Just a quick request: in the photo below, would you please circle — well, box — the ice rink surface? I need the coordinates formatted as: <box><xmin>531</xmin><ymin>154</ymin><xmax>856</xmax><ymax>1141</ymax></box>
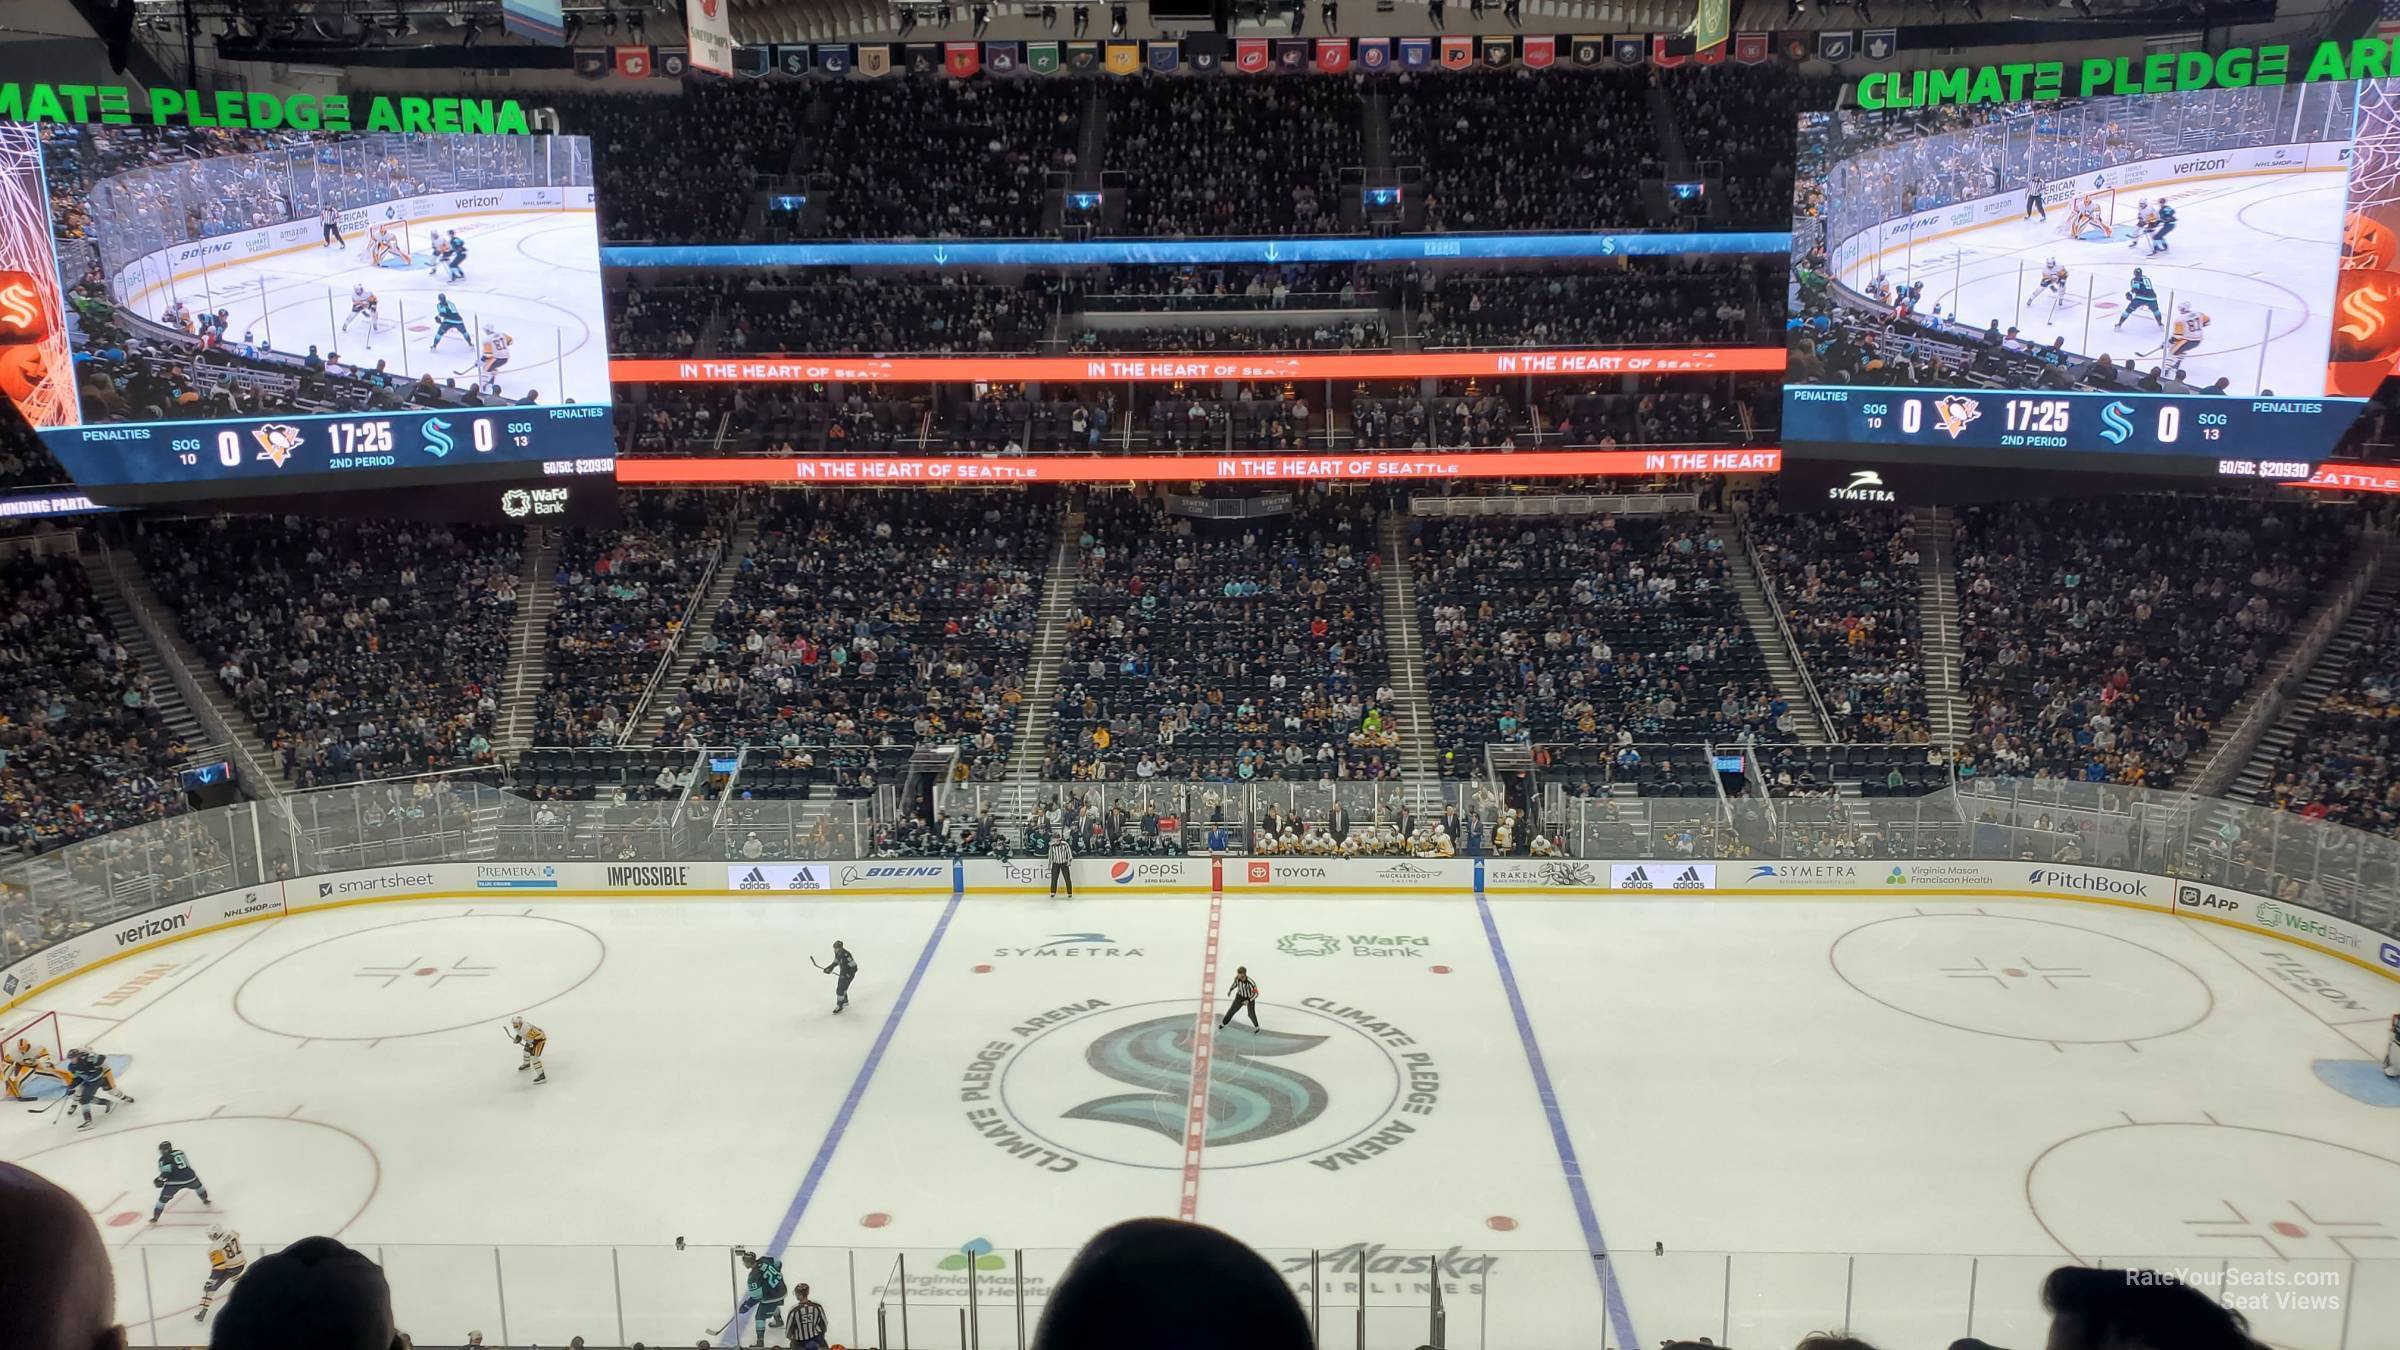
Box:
<box><xmin>7</xmin><ymin>891</ymin><xmax>2397</xmax><ymax>1349</ymax></box>
<box><xmin>1864</xmin><ymin>170</ymin><xmax>2346</xmax><ymax>397</ymax></box>
<box><xmin>141</xmin><ymin>210</ymin><xmax>612</xmax><ymax>406</ymax></box>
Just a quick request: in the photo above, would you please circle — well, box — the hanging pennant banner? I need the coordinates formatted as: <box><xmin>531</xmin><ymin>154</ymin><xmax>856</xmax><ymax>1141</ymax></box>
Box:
<box><xmin>1440</xmin><ymin>36</ymin><xmax>1473</xmax><ymax>68</ymax></box>
<box><xmin>1026</xmin><ymin>41</ymin><xmax>1059</xmax><ymax>73</ymax></box>
<box><xmin>1147</xmin><ymin>41</ymin><xmax>1180</xmax><ymax>72</ymax></box>
<box><xmin>858</xmin><ymin>44</ymin><xmax>892</xmax><ymax>75</ymax></box>
<box><xmin>1316</xmin><ymin>38</ymin><xmax>1351</xmax><ymax>72</ymax></box>
<box><xmin>1234</xmin><ymin>38</ymin><xmax>1269</xmax><ymax>71</ymax></box>
<box><xmin>1732</xmin><ymin>32</ymin><xmax>1768</xmax><ymax>64</ymax></box>
<box><xmin>1397</xmin><ymin>37</ymin><xmax>1433</xmax><ymax>69</ymax></box>
<box><xmin>945</xmin><ymin>41</ymin><xmax>981</xmax><ymax>76</ymax></box>
<box><xmin>1105</xmin><ymin>42</ymin><xmax>1140</xmax><ymax>72</ymax></box>
<box><xmin>1273</xmin><ymin>38</ymin><xmax>1308</xmax><ymax>70</ymax></box>
<box><xmin>1356</xmin><ymin>37</ymin><xmax>1390</xmax><ymax>70</ymax></box>
<box><xmin>903</xmin><ymin>43</ymin><xmax>940</xmax><ymax>74</ymax></box>
<box><xmin>1611</xmin><ymin>35</ymin><xmax>1646</xmax><ymax>66</ymax></box>
<box><xmin>1650</xmin><ymin>35</ymin><xmax>1685</xmax><ymax>68</ymax></box>
<box><xmin>817</xmin><ymin>44</ymin><xmax>851</xmax><ymax>73</ymax></box>
<box><xmin>1066</xmin><ymin>41</ymin><xmax>1100</xmax><ymax>71</ymax></box>
<box><xmin>1481</xmin><ymin>36</ymin><xmax>1513</xmax><ymax>67</ymax></box>
<box><xmin>1522</xmin><ymin>34</ymin><xmax>1555</xmax><ymax>67</ymax></box>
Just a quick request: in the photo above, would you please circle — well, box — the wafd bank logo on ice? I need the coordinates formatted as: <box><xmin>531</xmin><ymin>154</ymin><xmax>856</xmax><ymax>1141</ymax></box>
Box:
<box><xmin>962</xmin><ymin>997</ymin><xmax>1442</xmax><ymax>1175</ymax></box>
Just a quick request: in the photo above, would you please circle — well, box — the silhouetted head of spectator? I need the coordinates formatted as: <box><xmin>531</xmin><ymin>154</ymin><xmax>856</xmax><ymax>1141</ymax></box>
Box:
<box><xmin>0</xmin><ymin>1161</ymin><xmax>125</xmax><ymax>1350</ymax></box>
<box><xmin>2043</xmin><ymin>1265</ymin><xmax>2261</xmax><ymax>1350</ymax></box>
<box><xmin>1032</xmin><ymin>1218</ymin><xmax>1309</xmax><ymax>1350</ymax></box>
<box><xmin>209</xmin><ymin>1236</ymin><xmax>405</xmax><ymax>1350</ymax></box>
<box><xmin>1794</xmin><ymin>1337</ymin><xmax>1882</xmax><ymax>1350</ymax></box>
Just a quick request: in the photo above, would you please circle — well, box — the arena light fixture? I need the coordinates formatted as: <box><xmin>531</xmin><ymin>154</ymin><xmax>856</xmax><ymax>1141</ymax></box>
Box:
<box><xmin>1109</xmin><ymin>3</ymin><xmax>1127</xmax><ymax>35</ymax></box>
<box><xmin>1501</xmin><ymin>0</ymin><xmax>1517</xmax><ymax>25</ymax></box>
<box><xmin>973</xmin><ymin>2</ymin><xmax>990</xmax><ymax>34</ymax></box>
<box><xmin>1289</xmin><ymin>2</ymin><xmax>1304</xmax><ymax>32</ymax></box>
<box><xmin>459</xmin><ymin>16</ymin><xmax>479</xmax><ymax>44</ymax></box>
<box><xmin>1072</xmin><ymin>4</ymin><xmax>1089</xmax><ymax>36</ymax></box>
<box><xmin>1321</xmin><ymin>0</ymin><xmax>1336</xmax><ymax>29</ymax></box>
<box><xmin>896</xmin><ymin>5</ymin><xmax>916</xmax><ymax>32</ymax></box>
<box><xmin>1427</xmin><ymin>0</ymin><xmax>1444</xmax><ymax>26</ymax></box>
<box><xmin>1040</xmin><ymin>2</ymin><xmax>1057</xmax><ymax>24</ymax></box>
<box><xmin>1467</xmin><ymin>0</ymin><xmax>1483</xmax><ymax>18</ymax></box>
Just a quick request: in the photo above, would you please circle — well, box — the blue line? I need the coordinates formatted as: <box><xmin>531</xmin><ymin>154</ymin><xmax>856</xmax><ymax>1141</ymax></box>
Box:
<box><xmin>720</xmin><ymin>887</ymin><xmax>965</xmax><ymax>1345</ymax></box>
<box><xmin>1473</xmin><ymin>893</ymin><xmax>1640</xmax><ymax>1350</ymax></box>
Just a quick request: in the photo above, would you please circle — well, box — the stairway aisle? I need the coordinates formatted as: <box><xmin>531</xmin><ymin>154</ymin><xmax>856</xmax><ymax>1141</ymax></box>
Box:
<box><xmin>632</xmin><ymin>514</ymin><xmax>761</xmax><ymax>744</ymax></box>
<box><xmin>1377</xmin><ymin>512</ymin><xmax>1442</xmax><ymax>810</ymax></box>
<box><xmin>2225</xmin><ymin>550</ymin><xmax>2400</xmax><ymax>803</ymax></box>
<box><xmin>85</xmin><ymin>538</ymin><xmax>288</xmax><ymax>794</ymax></box>
<box><xmin>1912</xmin><ymin>506</ymin><xmax>1970</xmax><ymax>747</ymax></box>
<box><xmin>1708</xmin><ymin>511</ymin><xmax>1831</xmax><ymax>743</ymax></box>
<box><xmin>997</xmin><ymin>503</ymin><xmax>1087</xmax><ymax>828</ymax></box>
<box><xmin>496</xmin><ymin>527</ymin><xmax>561</xmax><ymax>756</ymax></box>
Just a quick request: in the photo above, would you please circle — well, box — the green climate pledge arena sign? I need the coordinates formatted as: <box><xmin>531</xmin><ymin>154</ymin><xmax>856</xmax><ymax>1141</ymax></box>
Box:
<box><xmin>1853</xmin><ymin>39</ymin><xmax>2400</xmax><ymax>109</ymax></box>
<box><xmin>0</xmin><ymin>84</ymin><xmax>531</xmax><ymax>133</ymax></box>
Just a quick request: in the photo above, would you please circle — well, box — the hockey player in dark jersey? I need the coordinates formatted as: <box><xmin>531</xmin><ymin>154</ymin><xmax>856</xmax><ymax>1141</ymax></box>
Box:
<box><xmin>152</xmin><ymin>1140</ymin><xmax>210</xmax><ymax>1221</ymax></box>
<box><xmin>2115</xmin><ymin>269</ymin><xmax>2162</xmax><ymax>329</ymax></box>
<box><xmin>736</xmin><ymin>1248</ymin><xmax>789</xmax><ymax>1347</ymax></box>
<box><xmin>67</xmin><ymin>1048</ymin><xmax>133</xmax><ymax>1130</ymax></box>
<box><xmin>822</xmin><ymin>941</ymin><xmax>858</xmax><ymax>1013</ymax></box>
<box><xmin>430</xmin><ymin>294</ymin><xmax>469</xmax><ymax>350</ymax></box>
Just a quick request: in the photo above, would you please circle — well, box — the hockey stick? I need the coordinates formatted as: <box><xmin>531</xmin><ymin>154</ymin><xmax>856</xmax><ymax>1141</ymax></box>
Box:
<box><xmin>809</xmin><ymin>957</ymin><xmax>828</xmax><ymax>972</ymax></box>
<box><xmin>702</xmin><ymin>1309</ymin><xmax>741</xmax><ymax>1338</ymax></box>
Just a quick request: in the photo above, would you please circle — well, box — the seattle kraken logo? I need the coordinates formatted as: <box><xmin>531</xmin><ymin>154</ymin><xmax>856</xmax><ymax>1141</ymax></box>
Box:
<box><xmin>1065</xmin><ymin>1015</ymin><xmax>1328</xmax><ymax>1146</ymax></box>
<box><xmin>421</xmin><ymin>417</ymin><xmax>456</xmax><ymax>458</ymax></box>
<box><xmin>2099</xmin><ymin>401</ymin><xmax>2135</xmax><ymax>446</ymax></box>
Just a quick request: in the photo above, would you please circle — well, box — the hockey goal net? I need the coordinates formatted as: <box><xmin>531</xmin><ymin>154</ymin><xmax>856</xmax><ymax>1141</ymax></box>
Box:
<box><xmin>356</xmin><ymin>220</ymin><xmax>413</xmax><ymax>264</ymax></box>
<box><xmin>3</xmin><ymin>1009</ymin><xmax>63</xmax><ymax>1066</ymax></box>
<box><xmin>2061</xmin><ymin>188</ymin><xmax>2117</xmax><ymax>240</ymax></box>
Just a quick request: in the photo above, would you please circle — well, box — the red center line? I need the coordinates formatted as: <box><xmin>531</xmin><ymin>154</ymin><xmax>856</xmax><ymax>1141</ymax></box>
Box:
<box><xmin>1178</xmin><ymin>878</ymin><xmax>1226</xmax><ymax>1222</ymax></box>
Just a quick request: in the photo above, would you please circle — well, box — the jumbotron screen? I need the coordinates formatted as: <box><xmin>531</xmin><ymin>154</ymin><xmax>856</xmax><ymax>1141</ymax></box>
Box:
<box><xmin>0</xmin><ymin>125</ymin><xmax>616</xmax><ymax>504</ymax></box>
<box><xmin>1782</xmin><ymin>80</ymin><xmax>2400</xmax><ymax>486</ymax></box>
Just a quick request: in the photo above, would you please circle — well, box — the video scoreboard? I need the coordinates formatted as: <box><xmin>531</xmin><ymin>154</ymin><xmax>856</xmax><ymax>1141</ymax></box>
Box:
<box><xmin>0</xmin><ymin>124</ymin><xmax>616</xmax><ymax>505</ymax></box>
<box><xmin>1782</xmin><ymin>78</ymin><xmax>2398</xmax><ymax>491</ymax></box>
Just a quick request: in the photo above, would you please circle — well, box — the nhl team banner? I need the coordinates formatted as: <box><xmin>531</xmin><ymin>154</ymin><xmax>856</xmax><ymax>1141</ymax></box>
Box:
<box><xmin>1571</xmin><ymin>34</ymin><xmax>1605</xmax><ymax>65</ymax></box>
<box><xmin>858</xmin><ymin>44</ymin><xmax>893</xmax><ymax>75</ymax></box>
<box><xmin>656</xmin><ymin>47</ymin><xmax>690</xmax><ymax>77</ymax></box>
<box><xmin>985</xmin><ymin>40</ymin><xmax>1020</xmax><ymax>73</ymax></box>
<box><xmin>1105</xmin><ymin>42</ymin><xmax>1140</xmax><ymax>73</ymax></box>
<box><xmin>1522</xmin><ymin>34</ymin><xmax>1556</xmax><ymax>68</ymax></box>
<box><xmin>773</xmin><ymin>44</ymin><xmax>812</xmax><ymax>75</ymax></box>
<box><xmin>818</xmin><ymin>44</ymin><xmax>851</xmax><ymax>73</ymax></box>
<box><xmin>613</xmin><ymin>45</ymin><xmax>654</xmax><ymax>77</ymax></box>
<box><xmin>1397</xmin><ymin>37</ymin><xmax>1433</xmax><ymax>69</ymax></box>
<box><xmin>1481</xmin><ymin>35</ymin><xmax>1513</xmax><ymax>67</ymax></box>
<box><xmin>1316</xmin><ymin>39</ymin><xmax>1351</xmax><ymax>72</ymax></box>
<box><xmin>1027</xmin><ymin>41</ymin><xmax>1059</xmax><ymax>73</ymax></box>
<box><xmin>573</xmin><ymin>47</ymin><xmax>610</xmax><ymax>77</ymax></box>
<box><xmin>1688</xmin><ymin>0</ymin><xmax>1730</xmax><ymax>54</ymax></box>
<box><xmin>1356</xmin><ymin>37</ymin><xmax>1390</xmax><ymax>70</ymax></box>
<box><xmin>1861</xmin><ymin>28</ymin><xmax>1897</xmax><ymax>60</ymax></box>
<box><xmin>685</xmin><ymin>0</ymin><xmax>733</xmax><ymax>73</ymax></box>
<box><xmin>1066</xmin><ymin>41</ymin><xmax>1100</xmax><ymax>71</ymax></box>
<box><xmin>1274</xmin><ymin>39</ymin><xmax>1308</xmax><ymax>71</ymax></box>
<box><xmin>1189</xmin><ymin>46</ymin><xmax>1220</xmax><ymax>71</ymax></box>
<box><xmin>1235</xmin><ymin>38</ymin><xmax>1270</xmax><ymax>72</ymax></box>
<box><xmin>946</xmin><ymin>41</ymin><xmax>982</xmax><ymax>77</ymax></box>
<box><xmin>1651</xmin><ymin>35</ymin><xmax>1685</xmax><ymax>68</ymax></box>
<box><xmin>733</xmin><ymin>45</ymin><xmax>770</xmax><ymax>76</ymax></box>
<box><xmin>1733</xmin><ymin>32</ymin><xmax>1769</xmax><ymax>64</ymax></box>
<box><xmin>1819</xmin><ymin>30</ymin><xmax>1854</xmax><ymax>63</ymax></box>
<box><xmin>903</xmin><ymin>43</ymin><xmax>941</xmax><ymax>74</ymax></box>
<box><xmin>1147</xmin><ymin>41</ymin><xmax>1180</xmax><ymax>72</ymax></box>
<box><xmin>1441</xmin><ymin>36</ymin><xmax>1473</xmax><ymax>68</ymax></box>
<box><xmin>1612</xmin><ymin>35</ymin><xmax>1646</xmax><ymax>66</ymax></box>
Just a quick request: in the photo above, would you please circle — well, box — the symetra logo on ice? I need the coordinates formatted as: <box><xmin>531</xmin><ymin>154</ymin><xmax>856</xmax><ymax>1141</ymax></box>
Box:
<box><xmin>2026</xmin><ymin>869</ymin><xmax>2149</xmax><ymax>897</ymax></box>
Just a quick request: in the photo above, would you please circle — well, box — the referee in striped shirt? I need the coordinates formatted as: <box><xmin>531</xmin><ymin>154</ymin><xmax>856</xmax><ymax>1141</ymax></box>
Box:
<box><xmin>786</xmin><ymin>1283</ymin><xmax>827</xmax><ymax>1350</ymax></box>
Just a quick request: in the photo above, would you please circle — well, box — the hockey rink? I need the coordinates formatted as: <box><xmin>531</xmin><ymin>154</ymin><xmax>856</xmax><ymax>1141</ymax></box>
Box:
<box><xmin>132</xmin><ymin>211</ymin><xmax>613</xmax><ymax>406</ymax></box>
<box><xmin>1869</xmin><ymin>170</ymin><xmax>2346</xmax><ymax>397</ymax></box>
<box><xmin>6</xmin><ymin>891</ymin><xmax>2397</xmax><ymax>1350</ymax></box>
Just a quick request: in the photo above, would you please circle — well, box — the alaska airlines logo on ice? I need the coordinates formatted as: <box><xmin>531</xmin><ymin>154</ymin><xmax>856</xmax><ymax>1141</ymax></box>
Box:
<box><xmin>1827</xmin><ymin>469</ymin><xmax>1896</xmax><ymax>502</ymax></box>
<box><xmin>2099</xmin><ymin>401</ymin><xmax>2136</xmax><ymax>445</ymax></box>
<box><xmin>1932</xmin><ymin>395</ymin><xmax>1982</xmax><ymax>439</ymax></box>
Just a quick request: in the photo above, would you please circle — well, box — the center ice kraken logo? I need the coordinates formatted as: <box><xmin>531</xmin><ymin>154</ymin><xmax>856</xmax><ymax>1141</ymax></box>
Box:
<box><xmin>968</xmin><ymin>997</ymin><xmax>1441</xmax><ymax>1173</ymax></box>
<box><xmin>1066</xmin><ymin>1014</ymin><xmax>1330</xmax><ymax>1147</ymax></box>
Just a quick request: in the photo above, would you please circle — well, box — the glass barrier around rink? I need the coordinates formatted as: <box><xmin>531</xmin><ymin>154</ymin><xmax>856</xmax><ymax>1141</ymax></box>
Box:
<box><xmin>100</xmin><ymin>1241</ymin><xmax>2400</xmax><ymax>1349</ymax></box>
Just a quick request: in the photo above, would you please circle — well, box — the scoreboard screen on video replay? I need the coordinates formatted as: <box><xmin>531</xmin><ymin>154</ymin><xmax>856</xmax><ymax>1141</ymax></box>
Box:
<box><xmin>1783</xmin><ymin>78</ymin><xmax>2400</xmax><ymax>482</ymax></box>
<box><xmin>0</xmin><ymin>123</ymin><xmax>616</xmax><ymax>505</ymax></box>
